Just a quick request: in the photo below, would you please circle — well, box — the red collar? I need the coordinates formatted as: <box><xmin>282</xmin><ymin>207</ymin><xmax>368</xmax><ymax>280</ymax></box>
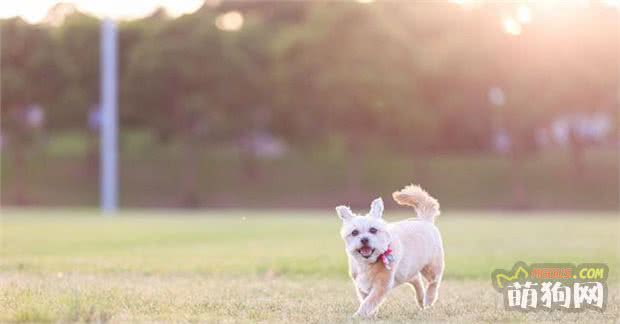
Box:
<box><xmin>379</xmin><ymin>244</ymin><xmax>394</xmax><ymax>270</ymax></box>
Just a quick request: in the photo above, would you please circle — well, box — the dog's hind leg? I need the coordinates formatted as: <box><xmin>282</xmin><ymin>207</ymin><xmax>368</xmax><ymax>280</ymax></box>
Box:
<box><xmin>421</xmin><ymin>261</ymin><xmax>443</xmax><ymax>307</ymax></box>
<box><xmin>424</xmin><ymin>278</ymin><xmax>441</xmax><ymax>307</ymax></box>
<box><xmin>408</xmin><ymin>274</ymin><xmax>425</xmax><ymax>308</ymax></box>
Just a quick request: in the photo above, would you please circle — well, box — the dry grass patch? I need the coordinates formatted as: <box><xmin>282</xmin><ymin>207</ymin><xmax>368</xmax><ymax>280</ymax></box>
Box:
<box><xmin>1</xmin><ymin>272</ymin><xmax>618</xmax><ymax>323</ymax></box>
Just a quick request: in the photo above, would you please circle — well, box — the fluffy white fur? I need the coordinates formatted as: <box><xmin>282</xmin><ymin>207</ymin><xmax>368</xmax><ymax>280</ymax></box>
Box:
<box><xmin>335</xmin><ymin>184</ymin><xmax>444</xmax><ymax>318</ymax></box>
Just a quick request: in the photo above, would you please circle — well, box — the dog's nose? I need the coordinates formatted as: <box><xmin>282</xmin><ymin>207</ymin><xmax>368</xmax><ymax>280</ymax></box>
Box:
<box><xmin>361</xmin><ymin>237</ymin><xmax>369</xmax><ymax>245</ymax></box>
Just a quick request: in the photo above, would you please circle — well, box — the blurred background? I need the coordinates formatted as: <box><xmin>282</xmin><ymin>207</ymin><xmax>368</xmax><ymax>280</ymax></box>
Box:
<box><xmin>2</xmin><ymin>0</ymin><xmax>619</xmax><ymax>211</ymax></box>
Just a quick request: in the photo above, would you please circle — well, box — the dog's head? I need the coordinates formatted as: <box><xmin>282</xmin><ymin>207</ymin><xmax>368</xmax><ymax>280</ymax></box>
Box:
<box><xmin>336</xmin><ymin>198</ymin><xmax>390</xmax><ymax>264</ymax></box>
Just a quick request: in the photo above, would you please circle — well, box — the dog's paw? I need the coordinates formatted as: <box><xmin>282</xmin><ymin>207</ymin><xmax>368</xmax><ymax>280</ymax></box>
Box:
<box><xmin>423</xmin><ymin>298</ymin><xmax>436</xmax><ymax>309</ymax></box>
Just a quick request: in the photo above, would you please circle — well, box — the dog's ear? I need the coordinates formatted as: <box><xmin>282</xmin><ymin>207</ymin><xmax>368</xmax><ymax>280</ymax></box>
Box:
<box><xmin>368</xmin><ymin>197</ymin><xmax>384</xmax><ymax>219</ymax></box>
<box><xmin>335</xmin><ymin>206</ymin><xmax>354</xmax><ymax>221</ymax></box>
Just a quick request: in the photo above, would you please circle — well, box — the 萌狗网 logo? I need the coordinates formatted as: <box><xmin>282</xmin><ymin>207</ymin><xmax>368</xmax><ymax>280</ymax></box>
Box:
<box><xmin>492</xmin><ymin>262</ymin><xmax>608</xmax><ymax>312</ymax></box>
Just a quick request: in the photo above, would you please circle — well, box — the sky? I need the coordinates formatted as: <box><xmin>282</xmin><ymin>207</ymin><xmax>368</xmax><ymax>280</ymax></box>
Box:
<box><xmin>2</xmin><ymin>0</ymin><xmax>618</xmax><ymax>24</ymax></box>
<box><xmin>0</xmin><ymin>0</ymin><xmax>206</xmax><ymax>23</ymax></box>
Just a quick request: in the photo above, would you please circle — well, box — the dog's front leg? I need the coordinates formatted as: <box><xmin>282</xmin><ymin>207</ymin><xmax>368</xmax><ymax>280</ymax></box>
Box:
<box><xmin>355</xmin><ymin>287</ymin><xmax>368</xmax><ymax>303</ymax></box>
<box><xmin>354</xmin><ymin>274</ymin><xmax>392</xmax><ymax>318</ymax></box>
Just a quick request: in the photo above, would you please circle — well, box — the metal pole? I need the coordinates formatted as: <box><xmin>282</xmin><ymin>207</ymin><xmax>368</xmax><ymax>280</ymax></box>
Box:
<box><xmin>100</xmin><ymin>19</ymin><xmax>118</xmax><ymax>214</ymax></box>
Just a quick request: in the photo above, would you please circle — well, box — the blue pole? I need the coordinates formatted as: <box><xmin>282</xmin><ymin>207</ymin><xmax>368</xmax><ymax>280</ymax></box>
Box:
<box><xmin>100</xmin><ymin>19</ymin><xmax>118</xmax><ymax>214</ymax></box>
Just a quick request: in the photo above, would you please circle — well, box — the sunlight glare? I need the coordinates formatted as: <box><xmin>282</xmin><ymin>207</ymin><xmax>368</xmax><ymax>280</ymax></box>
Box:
<box><xmin>502</xmin><ymin>17</ymin><xmax>522</xmax><ymax>36</ymax></box>
<box><xmin>602</xmin><ymin>0</ymin><xmax>620</xmax><ymax>7</ymax></box>
<box><xmin>448</xmin><ymin>0</ymin><xmax>480</xmax><ymax>10</ymax></box>
<box><xmin>516</xmin><ymin>6</ymin><xmax>532</xmax><ymax>24</ymax></box>
<box><xmin>215</xmin><ymin>11</ymin><xmax>244</xmax><ymax>32</ymax></box>
<box><xmin>0</xmin><ymin>1</ymin><xmax>52</xmax><ymax>23</ymax></box>
<box><xmin>0</xmin><ymin>0</ymin><xmax>204</xmax><ymax>22</ymax></box>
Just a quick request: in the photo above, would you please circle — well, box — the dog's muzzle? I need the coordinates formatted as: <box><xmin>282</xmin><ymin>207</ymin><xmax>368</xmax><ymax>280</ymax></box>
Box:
<box><xmin>358</xmin><ymin>246</ymin><xmax>375</xmax><ymax>258</ymax></box>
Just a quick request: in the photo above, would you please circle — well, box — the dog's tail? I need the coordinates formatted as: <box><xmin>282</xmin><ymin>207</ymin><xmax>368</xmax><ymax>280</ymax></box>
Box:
<box><xmin>392</xmin><ymin>184</ymin><xmax>440</xmax><ymax>222</ymax></box>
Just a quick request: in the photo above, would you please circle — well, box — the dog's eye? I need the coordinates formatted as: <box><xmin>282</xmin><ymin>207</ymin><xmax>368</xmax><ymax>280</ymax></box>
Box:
<box><xmin>351</xmin><ymin>230</ymin><xmax>359</xmax><ymax>236</ymax></box>
<box><xmin>369</xmin><ymin>227</ymin><xmax>378</xmax><ymax>234</ymax></box>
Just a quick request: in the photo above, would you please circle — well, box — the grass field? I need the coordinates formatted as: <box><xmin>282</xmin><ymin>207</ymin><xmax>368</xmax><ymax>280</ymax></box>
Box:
<box><xmin>1</xmin><ymin>209</ymin><xmax>619</xmax><ymax>322</ymax></box>
<box><xmin>2</xmin><ymin>137</ymin><xmax>618</xmax><ymax>210</ymax></box>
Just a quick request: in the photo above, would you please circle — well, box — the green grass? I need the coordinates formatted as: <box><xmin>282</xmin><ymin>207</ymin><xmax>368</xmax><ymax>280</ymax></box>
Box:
<box><xmin>1</xmin><ymin>210</ymin><xmax>619</xmax><ymax>322</ymax></box>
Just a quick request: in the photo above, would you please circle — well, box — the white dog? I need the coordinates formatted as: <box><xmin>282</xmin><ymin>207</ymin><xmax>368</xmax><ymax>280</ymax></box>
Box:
<box><xmin>335</xmin><ymin>184</ymin><xmax>444</xmax><ymax>318</ymax></box>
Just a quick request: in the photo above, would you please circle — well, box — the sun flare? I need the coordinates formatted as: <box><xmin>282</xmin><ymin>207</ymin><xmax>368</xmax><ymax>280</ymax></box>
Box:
<box><xmin>0</xmin><ymin>0</ymin><xmax>204</xmax><ymax>23</ymax></box>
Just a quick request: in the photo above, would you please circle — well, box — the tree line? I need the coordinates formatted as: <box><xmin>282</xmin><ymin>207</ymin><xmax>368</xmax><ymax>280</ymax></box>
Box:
<box><xmin>3</xmin><ymin>1</ymin><xmax>618</xmax><ymax>148</ymax></box>
<box><xmin>2</xmin><ymin>1</ymin><xmax>618</xmax><ymax>203</ymax></box>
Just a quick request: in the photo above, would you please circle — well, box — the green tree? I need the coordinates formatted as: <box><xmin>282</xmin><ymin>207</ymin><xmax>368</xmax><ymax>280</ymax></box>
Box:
<box><xmin>124</xmin><ymin>11</ymin><xmax>274</xmax><ymax>205</ymax></box>
<box><xmin>52</xmin><ymin>12</ymin><xmax>100</xmax><ymax>129</ymax></box>
<box><xmin>1</xmin><ymin>18</ymin><xmax>61</xmax><ymax>204</ymax></box>
<box><xmin>274</xmin><ymin>2</ymin><xmax>438</xmax><ymax>196</ymax></box>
